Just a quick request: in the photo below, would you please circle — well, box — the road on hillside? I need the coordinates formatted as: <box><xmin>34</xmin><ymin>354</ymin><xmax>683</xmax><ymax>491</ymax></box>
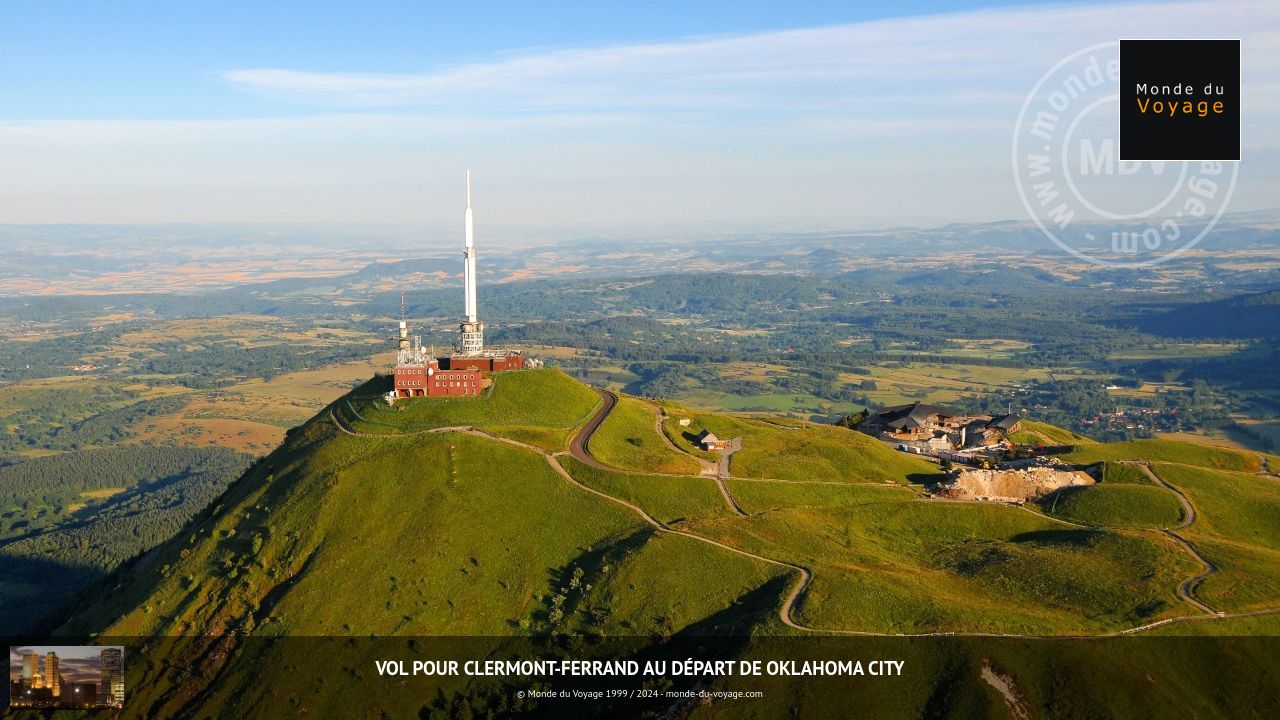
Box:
<box><xmin>716</xmin><ymin>438</ymin><xmax>749</xmax><ymax>516</ymax></box>
<box><xmin>568</xmin><ymin>388</ymin><xmax>617</xmax><ymax>470</ymax></box>
<box><xmin>1120</xmin><ymin>461</ymin><xmax>1221</xmax><ymax>616</ymax></box>
<box><xmin>329</xmin><ymin>395</ymin><xmax>1280</xmax><ymax>637</ymax></box>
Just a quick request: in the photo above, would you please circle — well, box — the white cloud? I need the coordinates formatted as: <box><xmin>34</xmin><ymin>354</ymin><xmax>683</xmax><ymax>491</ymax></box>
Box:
<box><xmin>2</xmin><ymin>0</ymin><xmax>1278</xmax><ymax>228</ymax></box>
<box><xmin>220</xmin><ymin>0</ymin><xmax>1280</xmax><ymax>117</ymax></box>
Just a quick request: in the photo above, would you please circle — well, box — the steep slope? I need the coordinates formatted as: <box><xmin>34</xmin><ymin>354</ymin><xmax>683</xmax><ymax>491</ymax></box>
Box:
<box><xmin>28</xmin><ymin>369</ymin><xmax>1280</xmax><ymax>719</ymax></box>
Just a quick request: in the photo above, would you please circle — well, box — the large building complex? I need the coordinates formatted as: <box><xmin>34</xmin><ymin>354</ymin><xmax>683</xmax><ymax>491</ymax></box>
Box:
<box><xmin>391</xmin><ymin>173</ymin><xmax>531</xmax><ymax>400</ymax></box>
<box><xmin>9</xmin><ymin>648</ymin><xmax>121</xmax><ymax>710</ymax></box>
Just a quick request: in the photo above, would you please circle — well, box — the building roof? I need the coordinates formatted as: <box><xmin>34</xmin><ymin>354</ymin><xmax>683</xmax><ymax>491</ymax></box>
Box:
<box><xmin>988</xmin><ymin>414</ymin><xmax>1022</xmax><ymax>430</ymax></box>
<box><xmin>695</xmin><ymin>430</ymin><xmax>720</xmax><ymax>444</ymax></box>
<box><xmin>877</xmin><ymin>402</ymin><xmax>959</xmax><ymax>430</ymax></box>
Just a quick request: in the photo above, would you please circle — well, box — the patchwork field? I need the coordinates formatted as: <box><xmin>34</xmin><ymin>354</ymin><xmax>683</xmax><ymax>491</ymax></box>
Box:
<box><xmin>678</xmin><ymin>388</ymin><xmax>860</xmax><ymax>416</ymax></box>
<box><xmin>133</xmin><ymin>417</ymin><xmax>286</xmax><ymax>454</ymax></box>
<box><xmin>842</xmin><ymin>362</ymin><xmax>1090</xmax><ymax>407</ymax></box>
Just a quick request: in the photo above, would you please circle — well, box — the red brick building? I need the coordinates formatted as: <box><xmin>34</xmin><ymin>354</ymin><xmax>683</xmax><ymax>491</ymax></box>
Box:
<box><xmin>393</xmin><ymin>360</ymin><xmax>482</xmax><ymax>398</ymax></box>
<box><xmin>440</xmin><ymin>351</ymin><xmax>525</xmax><ymax>372</ymax></box>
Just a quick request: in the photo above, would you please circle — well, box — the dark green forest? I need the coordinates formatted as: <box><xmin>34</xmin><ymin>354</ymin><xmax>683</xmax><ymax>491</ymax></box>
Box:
<box><xmin>0</xmin><ymin>446</ymin><xmax>250</xmax><ymax>634</ymax></box>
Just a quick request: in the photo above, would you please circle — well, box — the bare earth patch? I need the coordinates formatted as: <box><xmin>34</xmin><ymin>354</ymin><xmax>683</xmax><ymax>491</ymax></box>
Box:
<box><xmin>934</xmin><ymin>459</ymin><xmax>1095</xmax><ymax>504</ymax></box>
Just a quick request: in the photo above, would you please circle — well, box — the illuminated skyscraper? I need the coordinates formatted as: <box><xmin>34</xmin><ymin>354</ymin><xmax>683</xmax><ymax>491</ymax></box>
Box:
<box><xmin>100</xmin><ymin>648</ymin><xmax>124</xmax><ymax>707</ymax></box>
<box><xmin>21</xmin><ymin>653</ymin><xmax>38</xmax><ymax>683</ymax></box>
<box><xmin>44</xmin><ymin>652</ymin><xmax>61</xmax><ymax>697</ymax></box>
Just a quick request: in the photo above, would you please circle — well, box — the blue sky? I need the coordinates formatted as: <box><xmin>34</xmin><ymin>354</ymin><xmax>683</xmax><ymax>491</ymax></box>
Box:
<box><xmin>2</xmin><ymin>0</ymin><xmax>1076</xmax><ymax>120</ymax></box>
<box><xmin>1</xmin><ymin>0</ymin><xmax>1276</xmax><ymax>233</ymax></box>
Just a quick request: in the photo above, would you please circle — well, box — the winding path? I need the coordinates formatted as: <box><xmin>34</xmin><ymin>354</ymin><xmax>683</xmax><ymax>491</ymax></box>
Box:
<box><xmin>1119</xmin><ymin>461</ymin><xmax>1222</xmax><ymax>616</ymax></box>
<box><xmin>329</xmin><ymin>396</ymin><xmax>1276</xmax><ymax>638</ymax></box>
<box><xmin>567</xmin><ymin>388</ymin><xmax>617</xmax><ymax>470</ymax></box>
<box><xmin>714</xmin><ymin>438</ymin><xmax>749</xmax><ymax>517</ymax></box>
<box><xmin>648</xmin><ymin>401</ymin><xmax>719</xmax><ymax>477</ymax></box>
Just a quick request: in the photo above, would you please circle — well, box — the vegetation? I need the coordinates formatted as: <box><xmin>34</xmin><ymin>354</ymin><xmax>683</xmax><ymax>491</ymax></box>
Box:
<box><xmin>5</xmin><ymin>358</ymin><xmax>1274</xmax><ymax>717</ymax></box>
<box><xmin>588</xmin><ymin>396</ymin><xmax>702</xmax><ymax>475</ymax></box>
<box><xmin>1038</xmin><ymin>484</ymin><xmax>1185</xmax><ymax>529</ymax></box>
<box><xmin>560</xmin><ymin>456</ymin><xmax>728</xmax><ymax>524</ymax></box>
<box><xmin>681</xmin><ymin>486</ymin><xmax>1197</xmax><ymax>635</ymax></box>
<box><xmin>1100</xmin><ymin>461</ymin><xmax>1154</xmax><ymax>484</ymax></box>
<box><xmin>0</xmin><ymin>446</ymin><xmax>249</xmax><ymax>634</ymax></box>
<box><xmin>346</xmin><ymin>368</ymin><xmax>599</xmax><ymax>432</ymax></box>
<box><xmin>1063</xmin><ymin>439</ymin><xmax>1261</xmax><ymax>472</ymax></box>
<box><xmin>50</xmin><ymin>392</ymin><xmax>782</xmax><ymax>718</ymax></box>
<box><xmin>0</xmin><ymin>391</ymin><xmax>190</xmax><ymax>455</ymax></box>
<box><xmin>665</xmin><ymin>408</ymin><xmax>939</xmax><ymax>483</ymax></box>
<box><xmin>4</xmin><ymin>252</ymin><xmax>1280</xmax><ymax>715</ymax></box>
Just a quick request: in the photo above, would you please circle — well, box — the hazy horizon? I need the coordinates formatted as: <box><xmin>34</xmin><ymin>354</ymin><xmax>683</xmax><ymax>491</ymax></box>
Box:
<box><xmin>2</xmin><ymin>0</ymin><xmax>1277</xmax><ymax>235</ymax></box>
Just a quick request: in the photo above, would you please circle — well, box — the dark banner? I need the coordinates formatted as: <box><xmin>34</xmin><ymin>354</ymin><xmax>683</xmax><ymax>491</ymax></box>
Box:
<box><xmin>4</xmin><ymin>634</ymin><xmax>1279</xmax><ymax>719</ymax></box>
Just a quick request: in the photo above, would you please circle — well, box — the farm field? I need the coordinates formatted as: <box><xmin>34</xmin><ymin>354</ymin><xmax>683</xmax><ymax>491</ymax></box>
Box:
<box><xmin>678</xmin><ymin>388</ymin><xmax>859</xmax><ymax>416</ymax></box>
<box><xmin>132</xmin><ymin>416</ymin><xmax>286</xmax><ymax>454</ymax></box>
<box><xmin>843</xmin><ymin>362</ymin><xmax>1093</xmax><ymax>407</ymax></box>
<box><xmin>1105</xmin><ymin>343</ymin><xmax>1244</xmax><ymax>361</ymax></box>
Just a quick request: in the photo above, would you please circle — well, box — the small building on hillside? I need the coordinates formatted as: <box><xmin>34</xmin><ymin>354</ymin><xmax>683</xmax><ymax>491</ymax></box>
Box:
<box><xmin>987</xmin><ymin>414</ymin><xmax>1022</xmax><ymax>433</ymax></box>
<box><xmin>696</xmin><ymin>430</ymin><xmax>727</xmax><ymax>451</ymax></box>
<box><xmin>856</xmin><ymin>402</ymin><xmax>1023</xmax><ymax>454</ymax></box>
<box><xmin>859</xmin><ymin>402</ymin><xmax>962</xmax><ymax>440</ymax></box>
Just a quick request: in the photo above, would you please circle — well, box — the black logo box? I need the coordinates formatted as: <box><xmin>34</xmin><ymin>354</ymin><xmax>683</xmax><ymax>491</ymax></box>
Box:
<box><xmin>1120</xmin><ymin>39</ymin><xmax>1240</xmax><ymax>161</ymax></box>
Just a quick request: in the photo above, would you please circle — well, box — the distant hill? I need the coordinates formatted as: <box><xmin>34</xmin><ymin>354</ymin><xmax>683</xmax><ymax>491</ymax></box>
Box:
<box><xmin>1125</xmin><ymin>290</ymin><xmax>1280</xmax><ymax>340</ymax></box>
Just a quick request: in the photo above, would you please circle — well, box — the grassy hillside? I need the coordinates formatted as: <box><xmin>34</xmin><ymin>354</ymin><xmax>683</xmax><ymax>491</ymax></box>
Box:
<box><xmin>344</xmin><ymin>368</ymin><xmax>600</xmax><ymax>433</ymax></box>
<box><xmin>662</xmin><ymin>408</ymin><xmax>939</xmax><ymax>483</ymax></box>
<box><xmin>1153</xmin><ymin>463</ymin><xmax>1280</xmax><ymax>612</ymax></box>
<box><xmin>1063</xmin><ymin>438</ymin><xmax>1261</xmax><ymax>472</ymax></box>
<box><xmin>49</xmin><ymin>380</ymin><xmax>782</xmax><ymax>718</ymax></box>
<box><xmin>1038</xmin><ymin>484</ymin><xmax>1186</xmax><ymax>529</ymax></box>
<box><xmin>588</xmin><ymin>396</ymin><xmax>702</xmax><ymax>475</ymax></box>
<box><xmin>1011</xmin><ymin>420</ymin><xmax>1094</xmax><ymax>445</ymax></box>
<box><xmin>682</xmin><ymin>486</ymin><xmax>1197</xmax><ymax>634</ymax></box>
<box><xmin>23</xmin><ymin>371</ymin><xmax>1280</xmax><ymax>718</ymax></box>
<box><xmin>561</xmin><ymin>456</ymin><xmax>728</xmax><ymax>525</ymax></box>
<box><xmin>1100</xmin><ymin>461</ymin><xmax>1155</xmax><ymax>484</ymax></box>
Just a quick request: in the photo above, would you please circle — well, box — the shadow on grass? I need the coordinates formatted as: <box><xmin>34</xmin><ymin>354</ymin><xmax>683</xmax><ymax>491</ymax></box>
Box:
<box><xmin>1008</xmin><ymin>528</ymin><xmax>1103</xmax><ymax>546</ymax></box>
<box><xmin>907</xmin><ymin>471</ymin><xmax>949</xmax><ymax>487</ymax></box>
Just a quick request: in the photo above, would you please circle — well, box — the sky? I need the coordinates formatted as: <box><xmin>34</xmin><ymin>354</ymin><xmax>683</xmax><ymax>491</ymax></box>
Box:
<box><xmin>9</xmin><ymin>646</ymin><xmax>121</xmax><ymax>685</ymax></box>
<box><xmin>1</xmin><ymin>0</ymin><xmax>1277</xmax><ymax>237</ymax></box>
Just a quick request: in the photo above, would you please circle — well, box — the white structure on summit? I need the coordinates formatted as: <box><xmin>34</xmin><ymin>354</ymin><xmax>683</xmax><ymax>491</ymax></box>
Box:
<box><xmin>459</xmin><ymin>171</ymin><xmax>484</xmax><ymax>355</ymax></box>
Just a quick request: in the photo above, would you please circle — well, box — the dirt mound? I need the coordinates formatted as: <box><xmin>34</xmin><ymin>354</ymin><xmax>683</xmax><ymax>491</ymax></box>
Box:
<box><xmin>934</xmin><ymin>459</ymin><xmax>1094</xmax><ymax>503</ymax></box>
